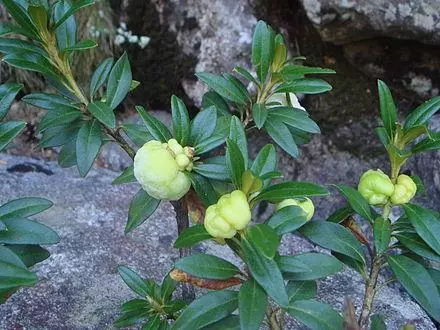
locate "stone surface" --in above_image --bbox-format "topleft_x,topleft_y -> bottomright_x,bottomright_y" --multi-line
300,0 -> 440,46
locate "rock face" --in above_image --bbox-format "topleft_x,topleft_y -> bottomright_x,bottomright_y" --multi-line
300,0 -> 440,46
0,140 -> 438,328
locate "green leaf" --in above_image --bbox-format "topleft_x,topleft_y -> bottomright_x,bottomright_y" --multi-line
403,204 -> 440,255
118,266 -> 151,297
277,252 -> 343,280
114,310 -> 150,328
253,181 -> 328,202
251,20 -> 274,83
0,245 -> 26,268
160,273 -> 176,302
142,315 -> 163,330
222,73 -> 250,103
0,83 -> 23,121
175,254 -> 240,280
3,51 -> 57,78
252,103 -> 267,129
171,291 -> 238,330
193,156 -> 229,181
334,184 -> 374,222
90,57 -> 114,98
299,221 -> 366,263
0,120 -> 26,151
412,135 -> 440,153
106,52 -> 132,110
428,268 -> 440,291
202,91 -> 231,117
173,224 -> 211,248
287,281 -> 317,302
52,0 -> 95,30
189,107 -> 217,147
239,279 -> 267,330
0,217 -> 59,245
229,116 -> 248,167
246,224 -> 280,259
287,299 -> 343,330
76,120 -> 102,177
404,96 -> 440,129
53,0 -> 76,50
268,107 -> 320,134
136,106 -> 172,142
281,65 -> 336,78
112,165 -> 136,185
120,298 -> 150,314
203,315 -> 240,330
251,144 -> 276,181
38,109 -> 82,133
374,217 -> 391,254
0,197 -> 52,219
266,205 -> 308,235
87,101 -> 116,128
196,72 -> 248,105
233,66 -> 259,86
125,190 -> 160,234
121,123 -> 152,147
242,235 -> 288,306
327,205 -> 354,223
264,116 -> 298,158
40,120 -> 81,148
226,139 -> 245,189
187,172 -> 218,207
276,79 -> 332,94
0,261 -> 37,290
171,95 -> 190,146
395,232 -> 440,263
0,0 -> 38,37
370,314 -> 386,330
22,93 -> 80,111
5,244 -> 49,268
61,39 -> 97,53
376,127 -> 390,147
377,80 -> 397,138
387,255 -> 440,321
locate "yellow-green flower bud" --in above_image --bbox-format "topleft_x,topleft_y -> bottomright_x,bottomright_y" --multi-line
276,198 -> 315,221
167,138 -> 184,156
358,169 -> 394,205
390,174 -> 417,205
175,154 -> 190,170
204,190 -> 251,238
266,92 -> 305,111
133,140 -> 191,200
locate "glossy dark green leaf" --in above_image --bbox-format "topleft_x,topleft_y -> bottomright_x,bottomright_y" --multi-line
287,299 -> 343,330
38,109 -> 82,133
112,165 -> 136,185
287,281 -> 317,302
201,91 -> 231,117
370,314 -> 386,330
53,0 -> 76,50
226,139 -> 245,189
252,103 -> 267,129
0,245 -> 26,268
376,127 -> 390,147
374,217 -> 391,254
193,156 -> 229,181
276,79 -> 332,94
0,83 -> 23,121
278,252 -> 343,280
120,298 -> 150,314
196,72 -> 248,105
334,184 -> 374,222
118,265 -> 152,297
266,205 -> 308,235
125,189 -> 160,234
76,120 -> 102,177
90,57 -> 114,98
0,217 -> 59,245
0,261 -> 37,290
52,0 -> 95,29
239,279 -> 267,330
187,172 -> 218,207
242,235 -> 288,306
113,309 -> 150,328
404,96 -> 440,129
160,273 -> 176,302
174,225 -> 211,248
377,80 -> 397,138
189,107 -> 217,146
268,107 -> 320,134
5,244 -> 49,268
253,181 -> 328,202
233,66 -> 259,86
3,51 -> 57,78
412,135 -> 440,153
246,224 -> 280,259
222,73 -> 250,103
281,65 -> 335,78
106,52 -> 132,110
40,120 -> 81,148
332,252 -> 366,276
22,93 -> 79,112
175,254 -> 240,280
171,290 -> 238,330
404,204 -> 440,255
121,123 -> 152,147
251,144 -> 276,181
428,268 -> 440,291
387,255 -> 440,321
0,120 -> 26,151
0,197 -> 52,219
252,20 -> 274,83
395,232 -> 440,263
229,116 -> 248,167
136,106 -> 172,142
62,39 -> 97,53
171,95 -> 190,146
87,101 -> 116,128
203,315 -> 240,330
1,0 -> 38,37
264,116 -> 298,157
300,221 -> 366,263
327,205 -> 354,223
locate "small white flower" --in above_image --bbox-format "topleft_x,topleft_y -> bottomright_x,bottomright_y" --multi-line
139,36 -> 150,49
120,22 -> 127,30
114,35 -> 125,46
117,27 -> 124,35
98,10 -> 104,18
128,35 -> 139,43
123,30 -> 132,38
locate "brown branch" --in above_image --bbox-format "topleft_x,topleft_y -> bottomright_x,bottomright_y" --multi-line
170,269 -> 241,290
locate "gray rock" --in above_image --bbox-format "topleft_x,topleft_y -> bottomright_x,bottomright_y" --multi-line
300,0 -> 440,46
